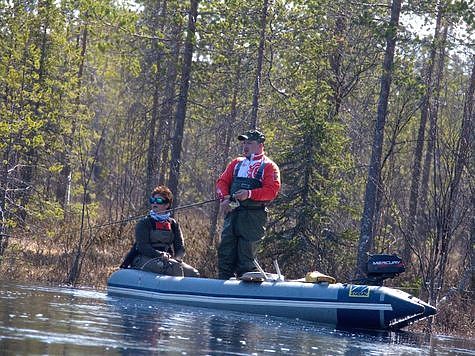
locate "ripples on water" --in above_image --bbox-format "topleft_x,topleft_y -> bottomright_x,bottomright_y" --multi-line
0,281 -> 473,355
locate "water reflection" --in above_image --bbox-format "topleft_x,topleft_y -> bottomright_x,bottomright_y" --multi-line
106,296 -> 449,355
0,284 -> 116,355
206,316 -> 270,354
109,298 -> 191,353
0,282 -> 473,355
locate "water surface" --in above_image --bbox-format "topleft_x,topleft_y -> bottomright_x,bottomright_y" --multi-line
0,281 -> 473,355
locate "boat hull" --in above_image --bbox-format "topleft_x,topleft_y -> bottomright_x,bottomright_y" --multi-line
107,269 -> 436,331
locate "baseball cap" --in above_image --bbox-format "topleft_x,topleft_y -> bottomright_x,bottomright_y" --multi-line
237,130 -> 265,143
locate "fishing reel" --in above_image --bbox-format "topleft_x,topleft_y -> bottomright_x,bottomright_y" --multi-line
229,194 -> 240,209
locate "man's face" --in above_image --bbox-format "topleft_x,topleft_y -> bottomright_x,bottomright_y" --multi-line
241,140 -> 263,156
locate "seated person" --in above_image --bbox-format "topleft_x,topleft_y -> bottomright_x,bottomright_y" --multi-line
130,185 -> 199,277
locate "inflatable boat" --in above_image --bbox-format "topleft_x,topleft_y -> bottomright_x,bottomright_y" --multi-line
107,268 -> 436,331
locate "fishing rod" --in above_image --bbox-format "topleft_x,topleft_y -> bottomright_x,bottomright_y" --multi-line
84,197 -> 220,231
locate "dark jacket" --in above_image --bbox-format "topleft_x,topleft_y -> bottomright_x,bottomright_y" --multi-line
135,217 -> 185,258
120,216 -> 185,268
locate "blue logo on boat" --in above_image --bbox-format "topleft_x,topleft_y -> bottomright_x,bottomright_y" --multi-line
349,285 -> 370,297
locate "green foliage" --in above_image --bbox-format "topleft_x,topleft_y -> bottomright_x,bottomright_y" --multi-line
30,200 -> 64,221
448,0 -> 475,28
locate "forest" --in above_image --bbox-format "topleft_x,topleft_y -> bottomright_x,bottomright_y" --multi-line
0,0 -> 473,335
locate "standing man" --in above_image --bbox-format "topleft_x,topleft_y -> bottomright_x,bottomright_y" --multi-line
216,129 -> 281,279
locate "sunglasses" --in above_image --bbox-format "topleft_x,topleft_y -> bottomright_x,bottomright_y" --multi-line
149,196 -> 169,205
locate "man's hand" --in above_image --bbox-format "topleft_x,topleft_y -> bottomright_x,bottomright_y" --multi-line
220,196 -> 232,215
233,189 -> 250,201
159,251 -> 170,261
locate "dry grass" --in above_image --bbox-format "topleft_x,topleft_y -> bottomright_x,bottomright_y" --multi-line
0,208 -> 217,288
428,293 -> 474,338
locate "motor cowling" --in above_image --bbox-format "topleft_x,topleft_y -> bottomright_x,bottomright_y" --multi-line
364,254 -> 405,286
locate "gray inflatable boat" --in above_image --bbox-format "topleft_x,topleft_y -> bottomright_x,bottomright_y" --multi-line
107,268 -> 436,331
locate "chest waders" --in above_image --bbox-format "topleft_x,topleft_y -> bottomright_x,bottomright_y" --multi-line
133,218 -> 183,276
230,160 -> 267,208
149,220 -> 175,255
218,160 -> 268,279
229,160 -> 267,236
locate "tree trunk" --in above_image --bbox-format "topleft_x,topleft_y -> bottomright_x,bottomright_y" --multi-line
427,21 -> 458,306
469,184 -> 475,294
65,23 -> 90,285
18,2 -> 52,222
250,0 -> 269,129
435,25 -> 467,286
209,59 -> 241,245
418,21 -> 448,230
450,56 -> 474,281
158,13 -> 181,185
67,126 -> 107,285
355,0 -> 402,278
470,60 -> 475,294
417,22 -> 448,302
167,0 -> 199,206
437,56 -> 474,298
57,24 -> 88,208
404,6 -> 444,263
328,11 -> 345,119
146,1 -> 167,196
0,154 -> 9,258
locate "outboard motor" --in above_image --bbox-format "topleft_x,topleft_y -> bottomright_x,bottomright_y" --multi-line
363,254 -> 405,286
